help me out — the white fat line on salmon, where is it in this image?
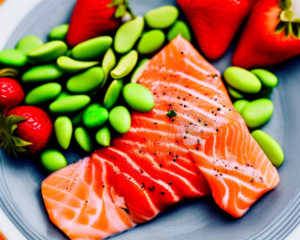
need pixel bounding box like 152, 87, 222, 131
146, 65, 222, 94
108, 148, 180, 202
152, 109, 219, 133
117, 139, 203, 195
190, 150, 266, 183
98, 159, 158, 224
119, 139, 199, 176
43, 196, 82, 212
152, 81, 224, 108
199, 167, 265, 215
122, 173, 161, 219
183, 58, 213, 76
43, 183, 86, 203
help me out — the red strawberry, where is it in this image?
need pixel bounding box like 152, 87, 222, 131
0, 106, 53, 156
176, 0, 258, 60
67, 0, 132, 47
232, 0, 300, 69
0, 70, 24, 109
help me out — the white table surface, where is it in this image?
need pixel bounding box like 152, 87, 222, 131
0, 0, 299, 239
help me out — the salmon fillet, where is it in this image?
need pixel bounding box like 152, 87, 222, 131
42, 36, 280, 240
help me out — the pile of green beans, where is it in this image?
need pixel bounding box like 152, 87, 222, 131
224, 66, 284, 168
0, 5, 193, 172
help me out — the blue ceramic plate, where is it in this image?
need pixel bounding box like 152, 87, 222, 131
0, 0, 299, 239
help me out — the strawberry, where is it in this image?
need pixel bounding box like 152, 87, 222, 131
0, 68, 23, 110
232, 0, 300, 69
176, 0, 258, 60
67, 0, 132, 47
0, 106, 53, 156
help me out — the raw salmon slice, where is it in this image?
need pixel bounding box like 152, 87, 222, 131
42, 36, 280, 240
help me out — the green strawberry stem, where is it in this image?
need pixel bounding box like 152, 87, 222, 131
108, 0, 135, 20
0, 68, 19, 78
277, 0, 300, 38
0, 110, 32, 156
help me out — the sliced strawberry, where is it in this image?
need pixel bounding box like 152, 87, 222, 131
176, 0, 258, 60
232, 0, 300, 68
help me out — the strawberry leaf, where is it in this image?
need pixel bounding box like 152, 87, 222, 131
11, 124, 17, 134
0, 68, 19, 77
275, 21, 287, 33
108, 0, 124, 8
11, 136, 32, 147
115, 4, 126, 18
279, 0, 292, 10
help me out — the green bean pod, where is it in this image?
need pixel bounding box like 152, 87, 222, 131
25, 83, 62, 105
54, 116, 73, 150
16, 36, 43, 54
49, 95, 91, 114
74, 127, 93, 152
95, 126, 111, 147
41, 149, 67, 172
104, 80, 124, 109
27, 40, 67, 63
114, 17, 144, 54
22, 63, 64, 83
48, 24, 69, 41
72, 36, 113, 60
109, 106, 131, 134
0, 49, 27, 67
57, 56, 99, 74
67, 67, 105, 93
111, 50, 138, 79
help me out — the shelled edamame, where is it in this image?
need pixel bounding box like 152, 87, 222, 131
225, 66, 284, 168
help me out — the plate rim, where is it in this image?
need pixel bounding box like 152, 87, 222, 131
0, 0, 299, 239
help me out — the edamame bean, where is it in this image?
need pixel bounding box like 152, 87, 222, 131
74, 127, 93, 152
251, 130, 284, 168
167, 20, 191, 42
123, 83, 155, 112
233, 100, 250, 114
251, 69, 278, 88
111, 50, 138, 79
49, 24, 69, 41
0, 49, 27, 67
109, 106, 131, 134
57, 56, 99, 74
16, 36, 43, 54
131, 59, 150, 83
241, 99, 273, 128
54, 116, 73, 150
101, 48, 116, 87
224, 67, 261, 94
50, 95, 91, 113
25, 83, 62, 105
67, 67, 105, 93
41, 149, 67, 172
114, 17, 144, 54
72, 36, 113, 60
137, 30, 165, 54
103, 80, 124, 109
22, 63, 64, 83
83, 105, 108, 128
55, 92, 70, 101
95, 126, 111, 147
145, 6, 179, 29
228, 86, 244, 99
27, 41, 67, 63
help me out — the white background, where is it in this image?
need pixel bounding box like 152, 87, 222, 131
0, 0, 299, 239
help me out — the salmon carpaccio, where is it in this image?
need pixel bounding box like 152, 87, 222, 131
42, 36, 280, 240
